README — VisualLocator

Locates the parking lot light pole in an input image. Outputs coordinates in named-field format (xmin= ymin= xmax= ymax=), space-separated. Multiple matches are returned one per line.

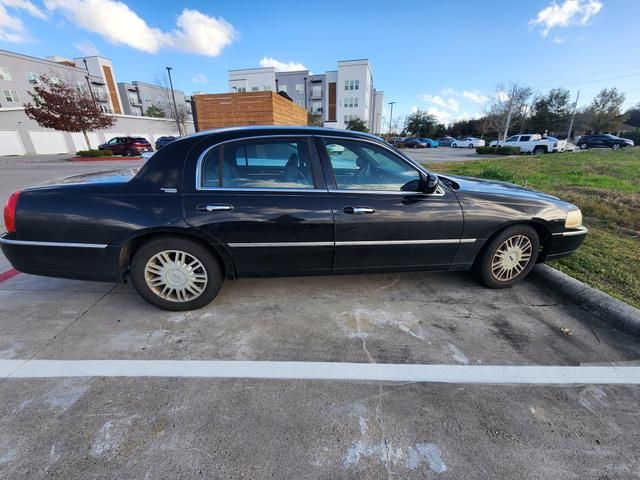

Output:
xmin=166 ymin=66 xmax=182 ymax=136
xmin=387 ymin=101 xmax=396 ymax=137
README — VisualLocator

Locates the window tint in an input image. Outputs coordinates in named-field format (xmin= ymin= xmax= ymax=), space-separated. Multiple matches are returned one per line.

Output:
xmin=323 ymin=139 xmax=421 ymax=192
xmin=506 ymin=136 xmax=518 ymax=142
xmin=519 ymin=135 xmax=531 ymax=141
xmin=201 ymin=139 xmax=314 ymax=189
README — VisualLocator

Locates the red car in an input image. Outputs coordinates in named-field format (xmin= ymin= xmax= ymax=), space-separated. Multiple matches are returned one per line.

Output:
xmin=99 ymin=137 xmax=153 ymax=156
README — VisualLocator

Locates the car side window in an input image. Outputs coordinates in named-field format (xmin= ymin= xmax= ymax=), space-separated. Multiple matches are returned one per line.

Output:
xmin=322 ymin=139 xmax=421 ymax=192
xmin=201 ymin=138 xmax=315 ymax=189
xmin=107 ymin=138 xmax=117 ymax=145
xmin=519 ymin=135 xmax=531 ymax=142
xmin=506 ymin=136 xmax=518 ymax=142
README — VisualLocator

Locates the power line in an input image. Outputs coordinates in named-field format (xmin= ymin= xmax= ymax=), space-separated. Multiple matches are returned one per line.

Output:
xmin=533 ymin=72 xmax=640 ymax=89
xmin=527 ymin=66 xmax=640 ymax=86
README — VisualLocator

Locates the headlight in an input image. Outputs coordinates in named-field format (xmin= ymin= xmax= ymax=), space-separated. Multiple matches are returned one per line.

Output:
xmin=565 ymin=209 xmax=583 ymax=228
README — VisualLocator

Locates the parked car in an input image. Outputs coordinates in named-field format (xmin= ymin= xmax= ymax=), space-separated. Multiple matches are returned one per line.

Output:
xmin=402 ymin=137 xmax=438 ymax=148
xmin=451 ymin=137 xmax=485 ymax=148
xmin=155 ymin=136 xmax=177 ymax=150
xmin=1 ymin=126 xmax=587 ymax=311
xmin=99 ymin=137 xmax=153 ymax=156
xmin=437 ymin=136 xmax=456 ymax=147
xmin=576 ymin=134 xmax=634 ymax=150
xmin=326 ymin=143 xmax=346 ymax=154
xmin=388 ymin=137 xmax=406 ymax=147
xmin=418 ymin=138 xmax=439 ymax=148
xmin=490 ymin=134 xmax=564 ymax=154
xmin=542 ymin=136 xmax=569 ymax=152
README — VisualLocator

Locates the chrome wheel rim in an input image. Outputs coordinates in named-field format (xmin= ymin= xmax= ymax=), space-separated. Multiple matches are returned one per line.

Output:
xmin=144 ymin=250 xmax=208 ymax=302
xmin=491 ymin=235 xmax=533 ymax=282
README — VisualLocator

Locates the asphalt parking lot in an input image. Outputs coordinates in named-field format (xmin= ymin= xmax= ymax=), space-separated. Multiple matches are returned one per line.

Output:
xmin=1 ymin=158 xmax=640 ymax=479
xmin=398 ymin=146 xmax=486 ymax=163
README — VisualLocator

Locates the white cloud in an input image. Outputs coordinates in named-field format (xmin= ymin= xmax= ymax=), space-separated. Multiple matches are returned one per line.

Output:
xmin=411 ymin=105 xmax=418 ymax=113
xmin=74 ymin=40 xmax=98 ymax=55
xmin=259 ymin=56 xmax=306 ymax=72
xmin=462 ymin=90 xmax=488 ymax=104
xmin=529 ymin=0 xmax=603 ymax=37
xmin=191 ymin=73 xmax=207 ymax=84
xmin=420 ymin=94 xmax=459 ymax=112
xmin=427 ymin=107 xmax=452 ymax=123
xmin=496 ymin=90 xmax=509 ymax=102
xmin=44 ymin=0 xmax=236 ymax=56
xmin=552 ymin=35 xmax=568 ymax=43
xmin=0 ymin=0 xmax=46 ymax=43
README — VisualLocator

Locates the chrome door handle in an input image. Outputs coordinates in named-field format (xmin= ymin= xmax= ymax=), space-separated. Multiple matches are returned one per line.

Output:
xmin=198 ymin=204 xmax=233 ymax=212
xmin=343 ymin=206 xmax=375 ymax=215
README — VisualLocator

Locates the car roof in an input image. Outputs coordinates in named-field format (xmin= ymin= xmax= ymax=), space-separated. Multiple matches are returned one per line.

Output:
xmin=181 ymin=125 xmax=382 ymax=142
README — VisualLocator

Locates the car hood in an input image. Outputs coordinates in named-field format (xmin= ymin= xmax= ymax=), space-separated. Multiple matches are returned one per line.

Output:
xmin=40 ymin=168 xmax=141 ymax=186
xmin=437 ymin=173 xmax=568 ymax=204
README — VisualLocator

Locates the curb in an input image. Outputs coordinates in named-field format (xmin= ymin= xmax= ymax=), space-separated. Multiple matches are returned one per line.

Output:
xmin=530 ymin=264 xmax=640 ymax=335
xmin=70 ymin=156 xmax=143 ymax=162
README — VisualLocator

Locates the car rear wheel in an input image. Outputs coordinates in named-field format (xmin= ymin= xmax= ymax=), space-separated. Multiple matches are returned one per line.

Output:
xmin=533 ymin=146 xmax=547 ymax=155
xmin=474 ymin=225 xmax=540 ymax=289
xmin=612 ymin=144 xmax=621 ymax=150
xmin=426 ymin=143 xmax=432 ymax=148
xmin=468 ymin=143 xmax=474 ymax=148
xmin=452 ymin=143 xmax=457 ymax=148
xmin=130 ymin=237 xmax=223 ymax=311
xmin=579 ymin=143 xmax=589 ymax=150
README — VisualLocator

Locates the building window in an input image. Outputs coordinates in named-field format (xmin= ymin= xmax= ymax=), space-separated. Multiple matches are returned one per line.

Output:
xmin=251 ymin=86 xmax=259 ymax=92
xmin=0 ymin=67 xmax=12 ymax=81
xmin=311 ymin=101 xmax=322 ymax=115
xmin=279 ymin=85 xmax=287 ymax=93
xmin=25 ymin=72 xmax=39 ymax=84
xmin=3 ymin=89 xmax=19 ymax=103
xmin=128 ymin=94 xmax=138 ymax=105
xmin=312 ymin=85 xmax=322 ymax=97
xmin=295 ymin=83 xmax=304 ymax=94
xmin=344 ymin=80 xmax=360 ymax=91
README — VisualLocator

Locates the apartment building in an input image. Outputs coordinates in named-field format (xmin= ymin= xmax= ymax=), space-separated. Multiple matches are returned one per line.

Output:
xmin=0 ymin=48 xmax=194 ymax=155
xmin=117 ymin=80 xmax=193 ymax=121
xmin=227 ymin=59 xmax=384 ymax=133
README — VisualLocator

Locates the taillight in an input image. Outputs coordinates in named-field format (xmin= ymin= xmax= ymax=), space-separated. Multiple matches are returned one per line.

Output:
xmin=3 ymin=191 xmax=20 ymax=233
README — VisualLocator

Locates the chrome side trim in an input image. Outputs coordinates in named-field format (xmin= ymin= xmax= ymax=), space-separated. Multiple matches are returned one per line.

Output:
xmin=329 ymin=185 xmax=445 ymax=197
xmin=0 ymin=234 xmax=107 ymax=249
xmin=227 ymin=239 xmax=476 ymax=248
xmin=227 ymin=241 xmax=333 ymax=248
xmin=553 ymin=227 xmax=589 ymax=237
xmin=195 ymin=187 xmax=326 ymax=194
xmin=336 ymin=239 xmax=475 ymax=246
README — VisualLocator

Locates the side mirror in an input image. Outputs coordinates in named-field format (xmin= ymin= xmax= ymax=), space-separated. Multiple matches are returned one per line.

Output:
xmin=422 ymin=173 xmax=439 ymax=194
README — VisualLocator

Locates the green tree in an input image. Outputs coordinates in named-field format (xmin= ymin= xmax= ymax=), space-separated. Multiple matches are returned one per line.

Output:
xmin=625 ymin=103 xmax=640 ymax=128
xmin=24 ymin=75 xmax=115 ymax=150
xmin=145 ymin=104 xmax=165 ymax=118
xmin=588 ymin=88 xmax=627 ymax=133
xmin=528 ymin=88 xmax=571 ymax=134
xmin=345 ymin=117 xmax=368 ymax=132
xmin=405 ymin=109 xmax=437 ymax=137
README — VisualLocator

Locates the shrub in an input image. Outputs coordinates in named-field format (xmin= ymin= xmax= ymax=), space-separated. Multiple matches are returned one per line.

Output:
xmin=476 ymin=146 xmax=521 ymax=155
xmin=76 ymin=149 xmax=113 ymax=157
xmin=622 ymin=129 xmax=640 ymax=145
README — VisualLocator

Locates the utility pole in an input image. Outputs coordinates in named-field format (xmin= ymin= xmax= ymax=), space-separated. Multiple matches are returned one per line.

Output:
xmin=566 ymin=90 xmax=580 ymax=143
xmin=387 ymin=101 xmax=396 ymax=138
xmin=166 ymin=66 xmax=182 ymax=136
xmin=502 ymin=85 xmax=517 ymax=143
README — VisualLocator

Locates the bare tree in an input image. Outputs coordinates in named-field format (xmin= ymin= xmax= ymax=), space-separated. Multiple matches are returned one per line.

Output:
xmin=484 ymin=83 xmax=533 ymax=141
xmin=154 ymin=73 xmax=185 ymax=136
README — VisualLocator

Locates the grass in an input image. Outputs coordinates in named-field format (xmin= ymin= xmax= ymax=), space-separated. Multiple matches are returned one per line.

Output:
xmin=424 ymin=147 xmax=640 ymax=309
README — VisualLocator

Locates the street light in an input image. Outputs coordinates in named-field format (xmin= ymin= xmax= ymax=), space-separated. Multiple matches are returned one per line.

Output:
xmin=166 ymin=66 xmax=182 ymax=136
xmin=387 ymin=101 xmax=396 ymax=137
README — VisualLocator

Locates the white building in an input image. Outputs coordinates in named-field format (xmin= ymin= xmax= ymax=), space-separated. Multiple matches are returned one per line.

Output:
xmin=227 ymin=59 xmax=384 ymax=133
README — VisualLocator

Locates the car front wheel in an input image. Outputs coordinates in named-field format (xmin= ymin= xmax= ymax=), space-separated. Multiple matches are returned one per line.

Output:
xmin=579 ymin=143 xmax=589 ymax=150
xmin=612 ymin=144 xmax=621 ymax=150
xmin=452 ymin=143 xmax=457 ymax=148
xmin=130 ymin=237 xmax=223 ymax=311
xmin=474 ymin=225 xmax=540 ymax=289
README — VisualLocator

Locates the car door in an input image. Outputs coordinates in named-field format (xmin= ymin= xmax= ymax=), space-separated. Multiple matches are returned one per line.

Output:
xmin=316 ymin=136 xmax=464 ymax=272
xmin=182 ymin=135 xmax=334 ymax=276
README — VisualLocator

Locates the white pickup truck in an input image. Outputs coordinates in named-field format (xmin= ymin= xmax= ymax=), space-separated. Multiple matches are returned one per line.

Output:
xmin=490 ymin=134 xmax=566 ymax=154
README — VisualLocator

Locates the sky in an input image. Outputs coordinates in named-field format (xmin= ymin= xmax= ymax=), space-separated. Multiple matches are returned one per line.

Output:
xmin=1 ymin=0 xmax=639 ymax=127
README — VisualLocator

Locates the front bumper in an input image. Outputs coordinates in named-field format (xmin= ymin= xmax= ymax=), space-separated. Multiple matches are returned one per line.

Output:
xmin=545 ymin=227 xmax=588 ymax=260
xmin=0 ymin=233 xmax=120 ymax=282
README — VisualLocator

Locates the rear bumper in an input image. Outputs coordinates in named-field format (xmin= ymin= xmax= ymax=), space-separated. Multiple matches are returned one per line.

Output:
xmin=544 ymin=227 xmax=588 ymax=260
xmin=0 ymin=233 xmax=120 ymax=282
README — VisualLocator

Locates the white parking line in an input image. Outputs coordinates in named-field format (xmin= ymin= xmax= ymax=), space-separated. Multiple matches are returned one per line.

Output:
xmin=2 ymin=360 xmax=640 ymax=384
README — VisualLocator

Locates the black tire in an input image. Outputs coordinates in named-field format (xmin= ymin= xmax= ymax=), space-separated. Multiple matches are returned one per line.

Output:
xmin=125 ymin=149 xmax=135 ymax=157
xmin=468 ymin=143 xmax=474 ymax=148
xmin=579 ymin=143 xmax=589 ymax=150
xmin=533 ymin=146 xmax=547 ymax=155
xmin=452 ymin=143 xmax=457 ymax=148
xmin=130 ymin=236 xmax=223 ymax=311
xmin=426 ymin=143 xmax=432 ymax=148
xmin=612 ymin=143 xmax=621 ymax=150
xmin=473 ymin=225 xmax=540 ymax=289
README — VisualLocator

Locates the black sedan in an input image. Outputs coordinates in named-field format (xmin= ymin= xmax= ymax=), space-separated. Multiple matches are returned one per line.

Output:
xmin=577 ymin=134 xmax=634 ymax=150
xmin=1 ymin=126 xmax=587 ymax=311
